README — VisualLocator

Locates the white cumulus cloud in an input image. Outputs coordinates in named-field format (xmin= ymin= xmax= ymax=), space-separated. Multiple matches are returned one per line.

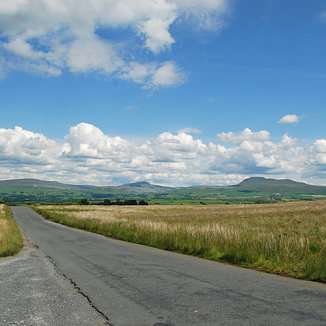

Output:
xmin=150 ymin=61 xmax=185 ymax=88
xmin=314 ymin=139 xmax=326 ymax=165
xmin=278 ymin=114 xmax=299 ymax=124
xmin=0 ymin=126 xmax=61 ymax=164
xmin=1 ymin=123 xmax=326 ymax=186
xmin=0 ymin=0 xmax=229 ymax=88
xmin=64 ymin=123 xmax=132 ymax=160
xmin=120 ymin=60 xmax=185 ymax=88
xmin=217 ymin=128 xmax=270 ymax=144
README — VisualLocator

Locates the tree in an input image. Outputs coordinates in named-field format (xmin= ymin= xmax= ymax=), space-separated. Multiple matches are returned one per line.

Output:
xmin=139 ymin=200 xmax=148 ymax=205
xmin=79 ymin=198 xmax=89 ymax=205
xmin=103 ymin=199 xmax=112 ymax=205
xmin=124 ymin=199 xmax=137 ymax=205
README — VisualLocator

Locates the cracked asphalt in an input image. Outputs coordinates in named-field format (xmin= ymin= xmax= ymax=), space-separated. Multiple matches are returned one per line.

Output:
xmin=0 ymin=238 xmax=109 ymax=326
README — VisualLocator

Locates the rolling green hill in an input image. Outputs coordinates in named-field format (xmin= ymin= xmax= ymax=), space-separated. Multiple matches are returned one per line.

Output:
xmin=0 ymin=178 xmax=95 ymax=190
xmin=148 ymin=177 xmax=326 ymax=204
xmin=97 ymin=181 xmax=174 ymax=194
xmin=236 ymin=177 xmax=326 ymax=192
xmin=1 ymin=177 xmax=326 ymax=204
xmin=0 ymin=179 xmax=174 ymax=203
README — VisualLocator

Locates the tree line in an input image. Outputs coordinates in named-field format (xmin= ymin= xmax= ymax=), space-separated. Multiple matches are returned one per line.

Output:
xmin=79 ymin=198 xmax=148 ymax=205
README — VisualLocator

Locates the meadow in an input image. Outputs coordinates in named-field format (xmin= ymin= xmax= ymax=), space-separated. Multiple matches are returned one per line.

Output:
xmin=0 ymin=204 xmax=23 ymax=257
xmin=31 ymin=201 xmax=326 ymax=282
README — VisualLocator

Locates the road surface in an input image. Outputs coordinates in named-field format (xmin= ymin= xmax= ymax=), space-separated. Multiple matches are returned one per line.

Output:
xmin=0 ymin=237 xmax=108 ymax=326
xmin=10 ymin=206 xmax=326 ymax=326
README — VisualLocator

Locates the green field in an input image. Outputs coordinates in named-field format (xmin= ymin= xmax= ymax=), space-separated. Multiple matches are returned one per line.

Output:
xmin=32 ymin=200 xmax=326 ymax=282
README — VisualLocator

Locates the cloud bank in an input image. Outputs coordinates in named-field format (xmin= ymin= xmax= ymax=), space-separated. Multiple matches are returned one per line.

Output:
xmin=1 ymin=123 xmax=326 ymax=186
xmin=0 ymin=0 xmax=229 ymax=88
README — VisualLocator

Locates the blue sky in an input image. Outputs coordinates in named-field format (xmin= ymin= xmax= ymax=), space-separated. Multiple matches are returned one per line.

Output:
xmin=1 ymin=0 xmax=326 ymax=186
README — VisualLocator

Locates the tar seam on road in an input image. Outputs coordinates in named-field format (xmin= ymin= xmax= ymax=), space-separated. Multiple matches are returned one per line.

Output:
xmin=49 ymin=254 xmax=112 ymax=325
xmin=32 ymin=241 xmax=114 ymax=326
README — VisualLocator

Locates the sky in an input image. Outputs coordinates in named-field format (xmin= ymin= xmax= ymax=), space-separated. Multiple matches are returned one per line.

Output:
xmin=0 ymin=0 xmax=326 ymax=187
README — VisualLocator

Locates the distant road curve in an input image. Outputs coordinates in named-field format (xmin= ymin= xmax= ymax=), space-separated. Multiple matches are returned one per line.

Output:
xmin=11 ymin=206 xmax=326 ymax=326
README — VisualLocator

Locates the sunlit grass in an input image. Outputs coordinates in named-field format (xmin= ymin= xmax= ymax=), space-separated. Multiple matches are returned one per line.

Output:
xmin=0 ymin=204 xmax=24 ymax=257
xmin=32 ymin=201 xmax=326 ymax=282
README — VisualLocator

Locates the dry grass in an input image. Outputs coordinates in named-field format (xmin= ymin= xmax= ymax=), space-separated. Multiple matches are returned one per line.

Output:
xmin=0 ymin=204 xmax=24 ymax=257
xmin=32 ymin=201 xmax=326 ymax=282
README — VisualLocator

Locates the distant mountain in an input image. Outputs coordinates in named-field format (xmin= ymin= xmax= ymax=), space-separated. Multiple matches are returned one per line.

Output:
xmin=95 ymin=181 xmax=175 ymax=194
xmin=0 ymin=178 xmax=175 ymax=202
xmin=1 ymin=177 xmax=326 ymax=204
xmin=148 ymin=177 xmax=326 ymax=204
xmin=0 ymin=179 xmax=174 ymax=192
xmin=0 ymin=178 xmax=96 ymax=190
xmin=115 ymin=181 xmax=174 ymax=192
xmin=236 ymin=177 xmax=326 ymax=192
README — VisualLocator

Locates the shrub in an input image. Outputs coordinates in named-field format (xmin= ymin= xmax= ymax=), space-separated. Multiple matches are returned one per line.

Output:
xmin=79 ymin=198 xmax=89 ymax=205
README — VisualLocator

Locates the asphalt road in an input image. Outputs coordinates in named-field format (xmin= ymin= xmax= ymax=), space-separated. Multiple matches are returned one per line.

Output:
xmin=10 ymin=206 xmax=326 ymax=326
xmin=0 ymin=238 xmax=108 ymax=326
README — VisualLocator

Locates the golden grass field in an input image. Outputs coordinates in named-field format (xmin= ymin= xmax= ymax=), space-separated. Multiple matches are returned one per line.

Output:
xmin=32 ymin=200 xmax=326 ymax=282
xmin=0 ymin=204 xmax=23 ymax=257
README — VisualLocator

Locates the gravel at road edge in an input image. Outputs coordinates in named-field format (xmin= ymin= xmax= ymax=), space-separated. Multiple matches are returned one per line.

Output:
xmin=0 ymin=238 xmax=110 ymax=326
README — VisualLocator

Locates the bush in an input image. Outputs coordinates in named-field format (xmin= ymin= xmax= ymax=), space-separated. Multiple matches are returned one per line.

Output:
xmin=103 ymin=199 xmax=112 ymax=205
xmin=79 ymin=198 xmax=89 ymax=205
xmin=124 ymin=199 xmax=138 ymax=205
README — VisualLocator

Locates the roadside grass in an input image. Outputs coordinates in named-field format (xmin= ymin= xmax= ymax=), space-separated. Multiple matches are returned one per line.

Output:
xmin=31 ymin=201 xmax=326 ymax=282
xmin=0 ymin=204 xmax=24 ymax=257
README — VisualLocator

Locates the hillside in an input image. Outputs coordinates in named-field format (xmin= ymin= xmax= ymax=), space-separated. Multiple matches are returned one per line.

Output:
xmin=236 ymin=177 xmax=326 ymax=192
xmin=0 ymin=179 xmax=174 ymax=203
xmin=98 ymin=181 xmax=174 ymax=194
xmin=1 ymin=177 xmax=326 ymax=204
xmin=0 ymin=179 xmax=95 ymax=190
xmin=148 ymin=177 xmax=326 ymax=204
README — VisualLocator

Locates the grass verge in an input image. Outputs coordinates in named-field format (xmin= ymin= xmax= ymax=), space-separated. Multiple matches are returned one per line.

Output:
xmin=31 ymin=201 xmax=326 ymax=282
xmin=0 ymin=204 xmax=24 ymax=257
